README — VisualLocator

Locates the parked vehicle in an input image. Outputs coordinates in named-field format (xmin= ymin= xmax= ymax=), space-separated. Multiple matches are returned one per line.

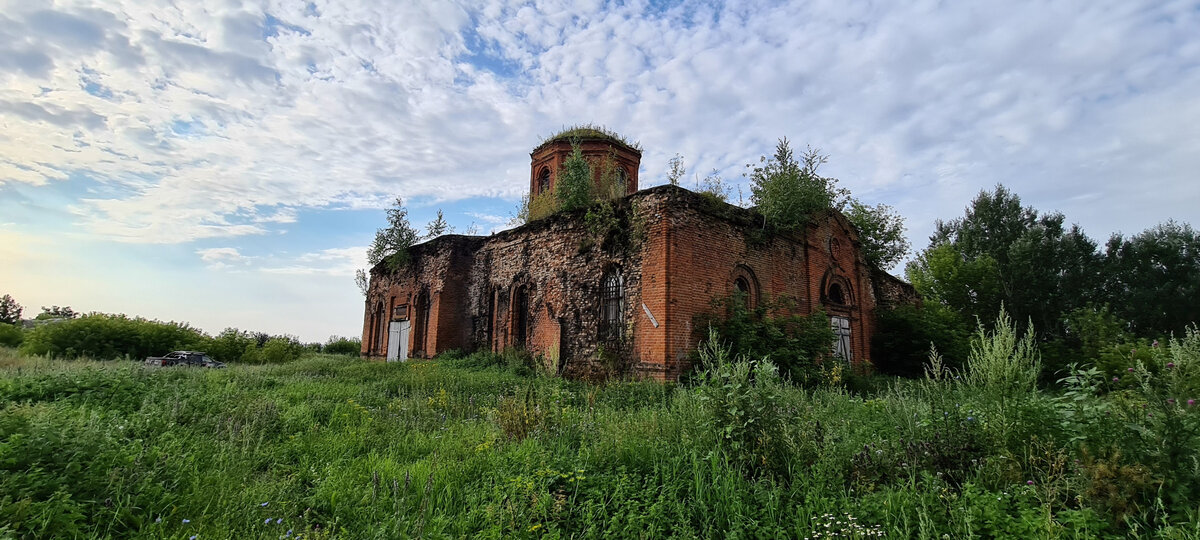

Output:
xmin=144 ymin=351 xmax=226 ymax=368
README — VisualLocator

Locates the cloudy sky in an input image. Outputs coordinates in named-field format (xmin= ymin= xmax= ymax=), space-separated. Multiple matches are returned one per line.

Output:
xmin=2 ymin=0 xmax=1197 ymax=342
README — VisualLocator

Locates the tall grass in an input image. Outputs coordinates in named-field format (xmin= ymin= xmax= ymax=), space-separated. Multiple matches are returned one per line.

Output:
xmin=0 ymin=339 xmax=1197 ymax=538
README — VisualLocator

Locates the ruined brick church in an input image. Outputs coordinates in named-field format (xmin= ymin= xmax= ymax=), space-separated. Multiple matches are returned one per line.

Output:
xmin=361 ymin=131 xmax=917 ymax=380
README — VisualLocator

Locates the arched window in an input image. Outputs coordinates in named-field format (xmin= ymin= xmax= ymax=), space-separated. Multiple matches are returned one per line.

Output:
xmin=617 ymin=167 xmax=629 ymax=192
xmin=731 ymin=266 xmax=760 ymax=309
xmin=537 ymin=168 xmax=551 ymax=195
xmin=599 ymin=271 xmax=624 ymax=343
xmin=828 ymin=283 xmax=846 ymax=305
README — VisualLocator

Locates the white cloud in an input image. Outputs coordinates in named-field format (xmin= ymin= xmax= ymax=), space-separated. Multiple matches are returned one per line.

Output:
xmin=196 ymin=246 xmax=252 ymax=269
xmin=259 ymin=245 xmax=366 ymax=276
xmin=0 ymin=0 xmax=1195 ymax=258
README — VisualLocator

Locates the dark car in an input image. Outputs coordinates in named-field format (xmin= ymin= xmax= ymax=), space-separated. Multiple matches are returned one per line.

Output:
xmin=144 ymin=351 xmax=226 ymax=368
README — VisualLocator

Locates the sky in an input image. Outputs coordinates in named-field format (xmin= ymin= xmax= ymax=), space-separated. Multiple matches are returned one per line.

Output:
xmin=1 ymin=0 xmax=1198 ymax=343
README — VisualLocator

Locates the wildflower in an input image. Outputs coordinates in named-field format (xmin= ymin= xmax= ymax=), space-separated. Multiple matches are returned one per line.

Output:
xmin=1167 ymin=362 xmax=1176 ymax=369
xmin=1026 ymin=480 xmax=1034 ymax=485
xmin=190 ymin=536 xmax=197 ymax=540
xmin=277 ymin=518 xmax=283 ymax=525
xmin=182 ymin=519 xmax=191 ymax=524
xmin=265 ymin=519 xmax=273 ymax=525
xmin=1168 ymin=399 xmax=1176 ymax=405
xmin=1127 ymin=367 xmax=1134 ymax=372
xmin=155 ymin=517 xmax=161 ymax=523
xmin=1112 ymin=377 xmax=1119 ymax=382
xmin=966 ymin=416 xmax=975 ymax=422
xmin=261 ymin=502 xmax=269 ymax=507
xmin=286 ymin=531 xmax=293 ymax=538
xmin=1153 ymin=340 xmax=1159 ymax=347
xmin=1188 ymin=399 xmax=1195 ymax=406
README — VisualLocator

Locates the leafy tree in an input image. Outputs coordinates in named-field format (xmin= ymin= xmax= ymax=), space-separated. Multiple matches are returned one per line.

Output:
xmin=747 ymin=138 xmax=848 ymax=232
xmin=36 ymin=306 xmax=77 ymax=320
xmin=845 ymin=201 xmax=910 ymax=270
xmin=555 ymin=139 xmax=593 ymax=212
xmin=0 ymin=322 xmax=22 ymax=347
xmin=0 ymin=294 xmax=21 ymax=325
xmin=1103 ymin=220 xmax=1200 ymax=336
xmin=908 ymin=185 xmax=1101 ymax=338
xmin=356 ymin=197 xmax=422 ymax=295
xmin=666 ymin=153 xmax=686 ymax=186
xmin=424 ymin=209 xmax=454 ymax=240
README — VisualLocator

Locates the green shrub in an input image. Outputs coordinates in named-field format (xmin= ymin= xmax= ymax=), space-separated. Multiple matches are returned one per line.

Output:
xmin=260 ymin=338 xmax=301 ymax=363
xmin=694 ymin=293 xmax=834 ymax=384
xmin=0 ymin=324 xmax=22 ymax=348
xmin=963 ymin=307 xmax=1040 ymax=397
xmin=323 ymin=336 xmax=362 ymax=356
xmin=693 ymin=330 xmax=797 ymax=477
xmin=871 ymin=304 xmax=971 ymax=377
xmin=18 ymin=314 xmax=207 ymax=360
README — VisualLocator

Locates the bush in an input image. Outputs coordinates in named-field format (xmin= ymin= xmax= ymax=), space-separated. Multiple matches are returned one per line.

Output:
xmin=18 ymin=314 xmax=207 ymax=360
xmin=694 ymin=292 xmax=834 ymax=383
xmin=323 ymin=336 xmax=362 ymax=356
xmin=963 ymin=307 xmax=1040 ymax=397
xmin=871 ymin=304 xmax=971 ymax=377
xmin=693 ymin=330 xmax=797 ymax=477
xmin=0 ymin=324 xmax=23 ymax=348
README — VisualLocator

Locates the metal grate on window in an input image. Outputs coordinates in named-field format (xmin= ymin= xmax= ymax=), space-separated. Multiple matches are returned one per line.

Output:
xmin=600 ymin=272 xmax=624 ymax=342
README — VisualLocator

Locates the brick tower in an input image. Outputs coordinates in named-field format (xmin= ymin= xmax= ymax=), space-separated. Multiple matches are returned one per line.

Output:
xmin=529 ymin=127 xmax=642 ymax=198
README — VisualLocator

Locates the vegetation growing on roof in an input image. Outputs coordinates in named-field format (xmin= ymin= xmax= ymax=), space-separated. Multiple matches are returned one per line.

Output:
xmin=535 ymin=123 xmax=642 ymax=153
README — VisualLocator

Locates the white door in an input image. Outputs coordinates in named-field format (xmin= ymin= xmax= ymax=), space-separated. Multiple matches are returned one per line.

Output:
xmin=387 ymin=321 xmax=410 ymax=362
xmin=831 ymin=316 xmax=852 ymax=362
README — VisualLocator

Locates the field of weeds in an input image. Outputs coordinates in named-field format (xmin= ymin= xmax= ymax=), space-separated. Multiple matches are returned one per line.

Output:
xmin=1 ymin=326 xmax=1199 ymax=539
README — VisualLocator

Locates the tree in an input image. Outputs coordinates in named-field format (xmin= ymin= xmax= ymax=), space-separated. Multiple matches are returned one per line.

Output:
xmin=747 ymin=138 xmax=907 ymax=268
xmin=1102 ymin=220 xmax=1200 ymax=336
xmin=666 ymin=153 xmax=686 ymax=186
xmin=367 ymin=197 xmax=420 ymax=269
xmin=555 ymin=139 xmax=593 ymax=212
xmin=36 ymin=306 xmax=77 ymax=320
xmin=907 ymin=184 xmax=1102 ymax=338
xmin=356 ymin=197 xmax=421 ymax=296
xmin=0 ymin=294 xmax=21 ymax=325
xmin=845 ymin=201 xmax=911 ymax=270
xmin=424 ymin=209 xmax=454 ymax=240
xmin=747 ymin=138 xmax=848 ymax=232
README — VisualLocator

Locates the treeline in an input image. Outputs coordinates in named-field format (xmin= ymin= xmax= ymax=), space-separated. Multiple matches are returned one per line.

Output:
xmin=874 ymin=184 xmax=1199 ymax=382
xmin=0 ymin=308 xmax=361 ymax=363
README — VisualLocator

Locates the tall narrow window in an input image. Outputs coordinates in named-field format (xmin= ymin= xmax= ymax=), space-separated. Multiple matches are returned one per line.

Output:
xmin=537 ymin=168 xmax=551 ymax=195
xmin=600 ymin=271 xmax=624 ymax=343
xmin=373 ymin=301 xmax=385 ymax=354
xmin=831 ymin=316 xmax=852 ymax=362
xmin=414 ymin=290 xmax=430 ymax=357
xmin=514 ymin=285 xmax=529 ymax=348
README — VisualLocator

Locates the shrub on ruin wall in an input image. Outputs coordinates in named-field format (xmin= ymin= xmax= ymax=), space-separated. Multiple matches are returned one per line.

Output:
xmin=694 ymin=292 xmax=835 ymax=384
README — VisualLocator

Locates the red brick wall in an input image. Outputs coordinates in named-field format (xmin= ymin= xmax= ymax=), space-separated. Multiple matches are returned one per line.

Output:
xmin=360 ymin=185 xmax=905 ymax=380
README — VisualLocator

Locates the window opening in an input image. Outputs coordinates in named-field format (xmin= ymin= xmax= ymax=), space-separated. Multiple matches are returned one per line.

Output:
xmin=414 ymin=290 xmax=430 ymax=357
xmin=600 ymin=271 xmax=624 ymax=343
xmin=829 ymin=283 xmax=846 ymax=305
xmin=514 ymin=285 xmax=529 ymax=348
xmin=537 ymin=168 xmax=551 ymax=195
xmin=831 ymin=316 xmax=852 ymax=362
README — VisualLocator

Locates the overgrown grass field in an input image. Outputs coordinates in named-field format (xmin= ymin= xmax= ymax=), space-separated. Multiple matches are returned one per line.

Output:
xmin=2 ymin=324 xmax=1199 ymax=538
